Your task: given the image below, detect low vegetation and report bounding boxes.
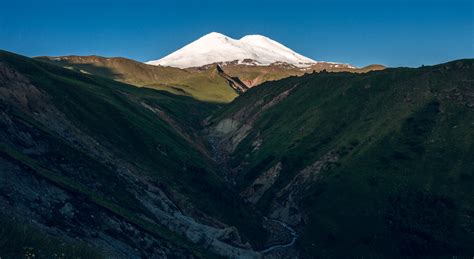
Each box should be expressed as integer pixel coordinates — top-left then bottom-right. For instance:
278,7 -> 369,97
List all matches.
212,59 -> 474,257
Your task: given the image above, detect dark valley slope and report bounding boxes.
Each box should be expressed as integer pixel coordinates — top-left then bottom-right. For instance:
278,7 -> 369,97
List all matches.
208,60 -> 474,257
0,50 -> 267,258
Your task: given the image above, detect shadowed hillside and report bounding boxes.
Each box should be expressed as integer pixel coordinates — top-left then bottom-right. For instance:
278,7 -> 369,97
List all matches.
208,59 -> 474,257
0,50 -> 267,258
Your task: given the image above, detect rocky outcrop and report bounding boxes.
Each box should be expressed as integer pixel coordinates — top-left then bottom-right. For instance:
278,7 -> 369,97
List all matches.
135,184 -> 260,258
210,85 -> 297,155
216,64 -> 249,93
241,162 -> 282,204
269,151 -> 339,225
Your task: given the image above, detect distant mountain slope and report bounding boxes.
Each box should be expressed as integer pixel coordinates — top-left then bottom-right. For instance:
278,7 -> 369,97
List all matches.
37,55 -> 240,103
38,54 -> 384,103
215,61 -> 385,87
0,50 -> 267,258
208,59 -> 474,257
146,32 -> 318,68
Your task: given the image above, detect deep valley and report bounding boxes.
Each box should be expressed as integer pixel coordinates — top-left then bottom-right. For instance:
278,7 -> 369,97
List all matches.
0,47 -> 473,258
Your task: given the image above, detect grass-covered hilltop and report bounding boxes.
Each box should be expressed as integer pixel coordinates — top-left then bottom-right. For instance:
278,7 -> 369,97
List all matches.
1,49 -> 473,258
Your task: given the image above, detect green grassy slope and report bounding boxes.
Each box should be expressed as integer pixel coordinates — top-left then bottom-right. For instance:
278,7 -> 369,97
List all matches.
36,56 -> 384,103
0,50 -> 266,256
36,56 -> 239,103
220,63 -> 385,87
211,60 -> 474,257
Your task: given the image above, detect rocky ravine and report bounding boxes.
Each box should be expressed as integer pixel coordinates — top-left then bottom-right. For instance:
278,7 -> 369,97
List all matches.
206,81 -> 344,255
205,84 -> 311,257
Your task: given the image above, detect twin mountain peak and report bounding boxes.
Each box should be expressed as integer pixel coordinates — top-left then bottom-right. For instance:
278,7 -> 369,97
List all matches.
146,32 -> 330,68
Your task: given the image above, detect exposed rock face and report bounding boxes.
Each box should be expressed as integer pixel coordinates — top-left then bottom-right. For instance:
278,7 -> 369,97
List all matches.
134,185 -> 260,258
269,151 -> 339,225
214,118 -> 253,153
216,64 -> 249,93
210,85 -> 297,155
281,152 -> 339,194
241,162 -> 282,204
0,61 -> 45,110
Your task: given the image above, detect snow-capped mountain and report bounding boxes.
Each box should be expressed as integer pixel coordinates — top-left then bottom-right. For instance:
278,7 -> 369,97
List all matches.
146,32 -> 318,68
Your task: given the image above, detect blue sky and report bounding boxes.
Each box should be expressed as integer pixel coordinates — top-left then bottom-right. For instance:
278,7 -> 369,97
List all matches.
0,0 -> 472,67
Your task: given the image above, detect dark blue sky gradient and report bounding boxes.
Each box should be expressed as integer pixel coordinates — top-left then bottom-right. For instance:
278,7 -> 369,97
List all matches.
1,0 -> 472,67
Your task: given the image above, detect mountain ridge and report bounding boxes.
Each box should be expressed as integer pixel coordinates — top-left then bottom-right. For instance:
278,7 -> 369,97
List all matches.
37,54 -> 384,102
